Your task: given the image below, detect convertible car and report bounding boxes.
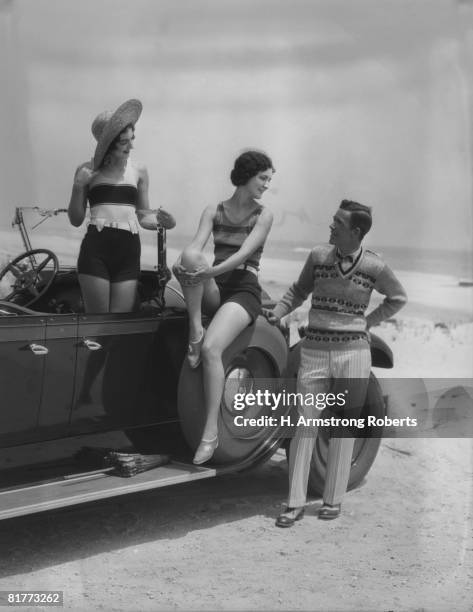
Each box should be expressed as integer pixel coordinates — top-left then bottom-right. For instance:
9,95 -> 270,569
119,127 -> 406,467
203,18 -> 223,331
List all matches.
0,207 -> 392,521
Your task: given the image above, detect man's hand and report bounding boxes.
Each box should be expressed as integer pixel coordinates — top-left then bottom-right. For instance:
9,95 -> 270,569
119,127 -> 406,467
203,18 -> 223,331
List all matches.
262,307 -> 280,325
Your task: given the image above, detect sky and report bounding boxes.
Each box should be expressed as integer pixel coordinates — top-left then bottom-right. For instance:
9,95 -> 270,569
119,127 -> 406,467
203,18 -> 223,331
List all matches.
1,0 -> 472,252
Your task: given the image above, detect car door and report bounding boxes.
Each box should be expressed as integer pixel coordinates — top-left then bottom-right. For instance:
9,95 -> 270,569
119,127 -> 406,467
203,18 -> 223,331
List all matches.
0,313 -> 47,446
69,311 -> 161,434
35,314 -> 78,438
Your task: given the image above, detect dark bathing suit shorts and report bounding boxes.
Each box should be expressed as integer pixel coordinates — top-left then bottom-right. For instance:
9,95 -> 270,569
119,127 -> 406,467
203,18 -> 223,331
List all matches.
215,268 -> 262,324
77,225 -> 141,282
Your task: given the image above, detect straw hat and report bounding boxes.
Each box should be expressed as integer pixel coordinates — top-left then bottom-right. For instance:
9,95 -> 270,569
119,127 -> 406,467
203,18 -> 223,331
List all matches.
91,99 -> 142,170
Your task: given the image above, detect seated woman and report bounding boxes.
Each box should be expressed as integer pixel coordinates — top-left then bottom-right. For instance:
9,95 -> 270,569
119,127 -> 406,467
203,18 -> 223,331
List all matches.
68,98 -> 176,313
173,150 -> 275,464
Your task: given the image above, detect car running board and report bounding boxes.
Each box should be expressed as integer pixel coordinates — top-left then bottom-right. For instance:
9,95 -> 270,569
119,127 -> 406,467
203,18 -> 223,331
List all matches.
0,461 -> 216,521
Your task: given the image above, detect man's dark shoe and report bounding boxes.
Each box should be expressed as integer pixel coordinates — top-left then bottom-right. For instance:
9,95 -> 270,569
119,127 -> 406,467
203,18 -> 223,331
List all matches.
275,506 -> 305,528
318,502 -> 341,520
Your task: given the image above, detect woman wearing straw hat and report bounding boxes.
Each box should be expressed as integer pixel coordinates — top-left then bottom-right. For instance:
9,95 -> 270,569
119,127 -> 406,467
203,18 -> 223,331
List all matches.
68,98 -> 175,313
172,150 -> 275,464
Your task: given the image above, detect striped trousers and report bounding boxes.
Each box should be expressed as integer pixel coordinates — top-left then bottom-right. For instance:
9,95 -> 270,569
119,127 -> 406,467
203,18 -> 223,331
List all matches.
287,343 -> 371,508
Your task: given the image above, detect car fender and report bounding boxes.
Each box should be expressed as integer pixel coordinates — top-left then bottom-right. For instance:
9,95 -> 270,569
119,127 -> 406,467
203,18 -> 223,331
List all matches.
370,332 -> 393,368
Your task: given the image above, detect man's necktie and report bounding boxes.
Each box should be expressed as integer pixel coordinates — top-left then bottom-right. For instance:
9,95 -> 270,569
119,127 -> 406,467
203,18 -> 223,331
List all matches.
336,251 -> 354,271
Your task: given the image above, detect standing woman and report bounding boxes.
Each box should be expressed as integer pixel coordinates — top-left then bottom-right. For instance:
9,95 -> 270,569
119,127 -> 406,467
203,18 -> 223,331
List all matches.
173,150 -> 275,464
68,99 -> 176,313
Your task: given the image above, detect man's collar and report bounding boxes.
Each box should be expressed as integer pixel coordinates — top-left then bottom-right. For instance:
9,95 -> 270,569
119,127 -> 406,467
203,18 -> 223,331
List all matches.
335,245 -> 362,262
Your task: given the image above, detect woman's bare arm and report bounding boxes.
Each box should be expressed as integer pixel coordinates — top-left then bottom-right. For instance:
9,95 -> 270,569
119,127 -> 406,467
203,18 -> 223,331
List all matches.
68,162 -> 93,227
136,164 -> 176,230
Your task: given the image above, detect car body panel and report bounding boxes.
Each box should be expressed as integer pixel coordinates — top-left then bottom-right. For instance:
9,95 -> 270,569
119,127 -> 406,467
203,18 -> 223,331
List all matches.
0,315 -> 47,444
38,315 -> 77,437
70,313 -> 161,434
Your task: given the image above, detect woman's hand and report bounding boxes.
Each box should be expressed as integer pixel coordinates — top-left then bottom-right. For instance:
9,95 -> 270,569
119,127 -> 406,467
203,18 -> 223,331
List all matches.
137,207 -> 176,231
73,161 -> 95,189
185,263 -> 212,282
172,259 -> 212,285
157,207 -> 176,230
172,257 -> 186,277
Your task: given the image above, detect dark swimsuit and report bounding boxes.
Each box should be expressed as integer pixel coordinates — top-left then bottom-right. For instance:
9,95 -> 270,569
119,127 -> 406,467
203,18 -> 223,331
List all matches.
212,202 -> 264,323
77,183 -> 141,282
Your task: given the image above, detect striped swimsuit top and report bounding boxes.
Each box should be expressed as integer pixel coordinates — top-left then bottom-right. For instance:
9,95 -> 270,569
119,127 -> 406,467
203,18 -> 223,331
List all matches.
212,202 -> 264,271
87,163 -> 140,234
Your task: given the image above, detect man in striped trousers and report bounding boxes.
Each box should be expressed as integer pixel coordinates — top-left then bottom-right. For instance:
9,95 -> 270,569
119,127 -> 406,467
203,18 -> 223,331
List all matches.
264,200 -> 407,525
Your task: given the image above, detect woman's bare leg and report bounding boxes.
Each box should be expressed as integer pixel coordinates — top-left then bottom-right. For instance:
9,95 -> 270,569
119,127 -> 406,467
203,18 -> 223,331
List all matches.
78,274 -> 110,313
200,301 -> 251,442
179,248 -> 220,341
110,280 -> 138,312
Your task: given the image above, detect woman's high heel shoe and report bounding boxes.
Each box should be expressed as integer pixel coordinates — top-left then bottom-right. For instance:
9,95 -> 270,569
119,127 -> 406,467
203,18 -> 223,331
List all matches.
188,329 -> 205,369
193,436 -> 218,465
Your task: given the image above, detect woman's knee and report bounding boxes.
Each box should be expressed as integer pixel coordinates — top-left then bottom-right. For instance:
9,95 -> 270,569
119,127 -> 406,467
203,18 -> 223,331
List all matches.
181,247 -> 206,271
201,338 -> 223,363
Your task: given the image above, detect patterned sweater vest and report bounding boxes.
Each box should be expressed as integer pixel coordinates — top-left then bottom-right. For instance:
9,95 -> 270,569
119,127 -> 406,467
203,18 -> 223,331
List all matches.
272,244 -> 407,349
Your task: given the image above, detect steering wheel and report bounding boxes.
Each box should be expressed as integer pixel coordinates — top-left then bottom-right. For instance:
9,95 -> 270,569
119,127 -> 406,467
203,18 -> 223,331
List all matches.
0,249 -> 59,306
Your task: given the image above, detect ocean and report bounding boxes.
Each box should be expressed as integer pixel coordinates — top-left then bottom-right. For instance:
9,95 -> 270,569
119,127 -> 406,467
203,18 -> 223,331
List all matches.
264,241 -> 473,279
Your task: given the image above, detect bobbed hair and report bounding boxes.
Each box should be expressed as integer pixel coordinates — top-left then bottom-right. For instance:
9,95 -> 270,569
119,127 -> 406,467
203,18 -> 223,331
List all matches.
230,150 -> 274,186
340,199 -> 372,239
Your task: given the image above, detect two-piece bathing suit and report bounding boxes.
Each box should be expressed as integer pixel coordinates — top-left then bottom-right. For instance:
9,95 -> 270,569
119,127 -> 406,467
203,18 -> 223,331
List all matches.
77,163 -> 141,282
211,201 -> 264,323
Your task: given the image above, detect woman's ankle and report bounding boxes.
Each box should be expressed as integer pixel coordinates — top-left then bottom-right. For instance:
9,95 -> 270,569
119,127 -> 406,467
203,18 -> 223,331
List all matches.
201,427 -> 218,441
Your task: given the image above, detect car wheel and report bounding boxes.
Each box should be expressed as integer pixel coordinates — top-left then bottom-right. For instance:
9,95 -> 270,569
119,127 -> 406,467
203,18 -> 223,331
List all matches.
285,372 -> 386,496
178,344 -> 283,465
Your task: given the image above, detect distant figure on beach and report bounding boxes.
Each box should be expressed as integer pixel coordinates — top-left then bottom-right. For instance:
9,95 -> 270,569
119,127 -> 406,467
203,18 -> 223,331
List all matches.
172,150 -> 274,465
68,98 -> 176,313
264,199 -> 407,526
